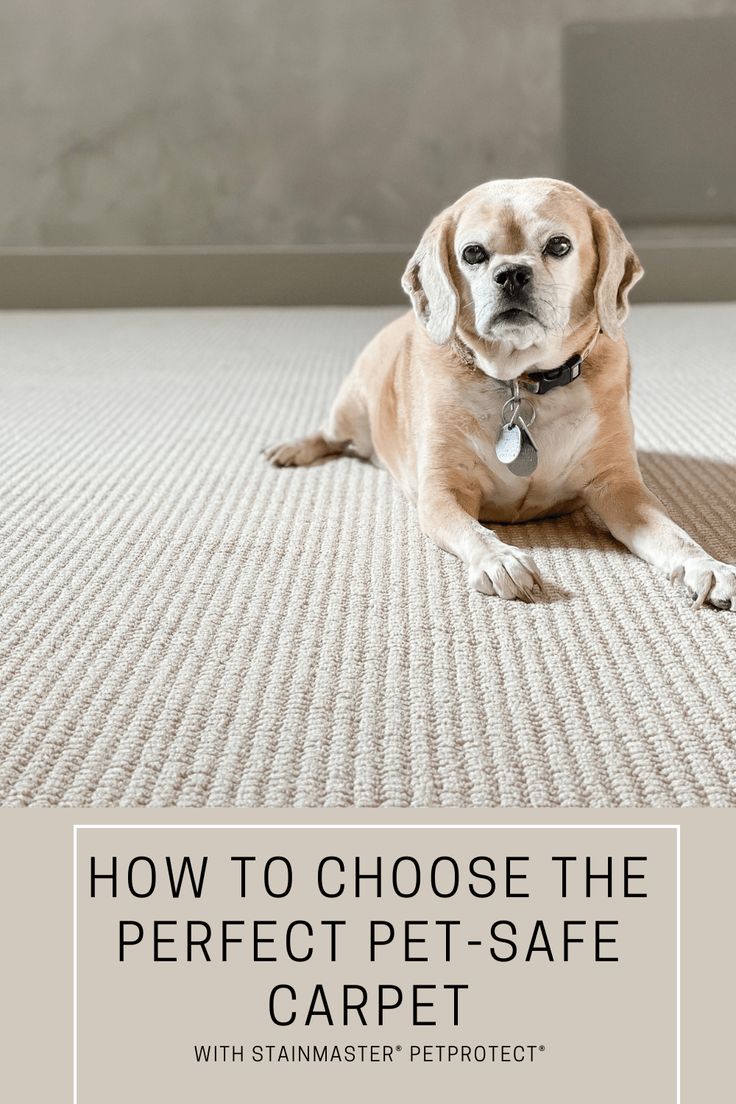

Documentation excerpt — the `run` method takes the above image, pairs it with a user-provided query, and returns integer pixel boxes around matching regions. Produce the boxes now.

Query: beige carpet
[0,304,735,807]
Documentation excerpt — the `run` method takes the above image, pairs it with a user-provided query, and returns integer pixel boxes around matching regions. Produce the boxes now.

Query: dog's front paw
[468,545,542,603]
[671,557,736,610]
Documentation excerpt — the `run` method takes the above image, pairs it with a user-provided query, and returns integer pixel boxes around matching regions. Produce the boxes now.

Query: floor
[0,304,734,807]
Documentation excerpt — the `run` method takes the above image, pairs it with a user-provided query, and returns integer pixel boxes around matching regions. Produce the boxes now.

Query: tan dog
[266,177,735,609]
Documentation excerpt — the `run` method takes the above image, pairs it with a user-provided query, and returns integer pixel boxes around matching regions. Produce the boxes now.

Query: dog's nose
[493,263,532,291]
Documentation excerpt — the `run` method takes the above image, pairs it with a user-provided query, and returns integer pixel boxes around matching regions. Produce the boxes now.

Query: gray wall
[565,15,736,224]
[1,0,735,249]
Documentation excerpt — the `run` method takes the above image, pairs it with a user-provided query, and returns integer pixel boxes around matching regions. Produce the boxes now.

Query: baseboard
[0,246,409,310]
[1,230,734,308]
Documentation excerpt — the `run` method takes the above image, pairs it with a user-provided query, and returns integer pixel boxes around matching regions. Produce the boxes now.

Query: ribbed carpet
[1,305,735,807]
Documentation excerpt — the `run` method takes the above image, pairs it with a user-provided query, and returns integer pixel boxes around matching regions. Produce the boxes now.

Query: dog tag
[495,423,522,464]
[507,418,539,477]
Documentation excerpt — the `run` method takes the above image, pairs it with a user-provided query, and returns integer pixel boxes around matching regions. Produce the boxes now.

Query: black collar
[453,329,601,395]
[521,352,583,395]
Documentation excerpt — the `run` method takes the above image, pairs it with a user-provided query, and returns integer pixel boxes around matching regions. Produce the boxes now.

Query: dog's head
[402,178,643,377]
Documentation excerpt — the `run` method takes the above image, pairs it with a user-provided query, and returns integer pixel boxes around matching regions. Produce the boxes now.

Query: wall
[1,0,734,250]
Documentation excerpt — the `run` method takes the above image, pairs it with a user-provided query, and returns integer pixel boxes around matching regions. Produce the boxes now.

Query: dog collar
[453,329,601,395]
[522,352,583,395]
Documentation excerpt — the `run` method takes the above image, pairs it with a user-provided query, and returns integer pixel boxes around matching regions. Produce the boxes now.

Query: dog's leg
[584,474,736,610]
[264,379,371,468]
[417,483,542,602]
[263,431,345,467]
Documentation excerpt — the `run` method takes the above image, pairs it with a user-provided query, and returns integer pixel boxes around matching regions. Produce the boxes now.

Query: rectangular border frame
[73,823,680,1103]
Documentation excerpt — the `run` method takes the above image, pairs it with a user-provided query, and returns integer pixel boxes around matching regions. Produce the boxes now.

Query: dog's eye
[544,235,572,257]
[462,244,489,265]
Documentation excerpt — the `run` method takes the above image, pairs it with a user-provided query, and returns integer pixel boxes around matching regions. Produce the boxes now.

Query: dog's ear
[401,213,458,345]
[590,207,643,341]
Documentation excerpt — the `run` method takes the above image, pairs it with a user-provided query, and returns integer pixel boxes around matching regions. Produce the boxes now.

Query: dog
[265,177,735,610]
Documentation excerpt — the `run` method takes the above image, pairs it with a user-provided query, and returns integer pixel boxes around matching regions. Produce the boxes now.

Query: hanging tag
[507,418,539,477]
[495,422,522,464]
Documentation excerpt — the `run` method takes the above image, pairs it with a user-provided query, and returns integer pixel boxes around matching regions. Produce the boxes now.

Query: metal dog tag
[495,422,522,464]
[507,418,539,477]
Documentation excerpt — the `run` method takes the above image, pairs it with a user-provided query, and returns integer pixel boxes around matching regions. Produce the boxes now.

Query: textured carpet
[0,304,735,808]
